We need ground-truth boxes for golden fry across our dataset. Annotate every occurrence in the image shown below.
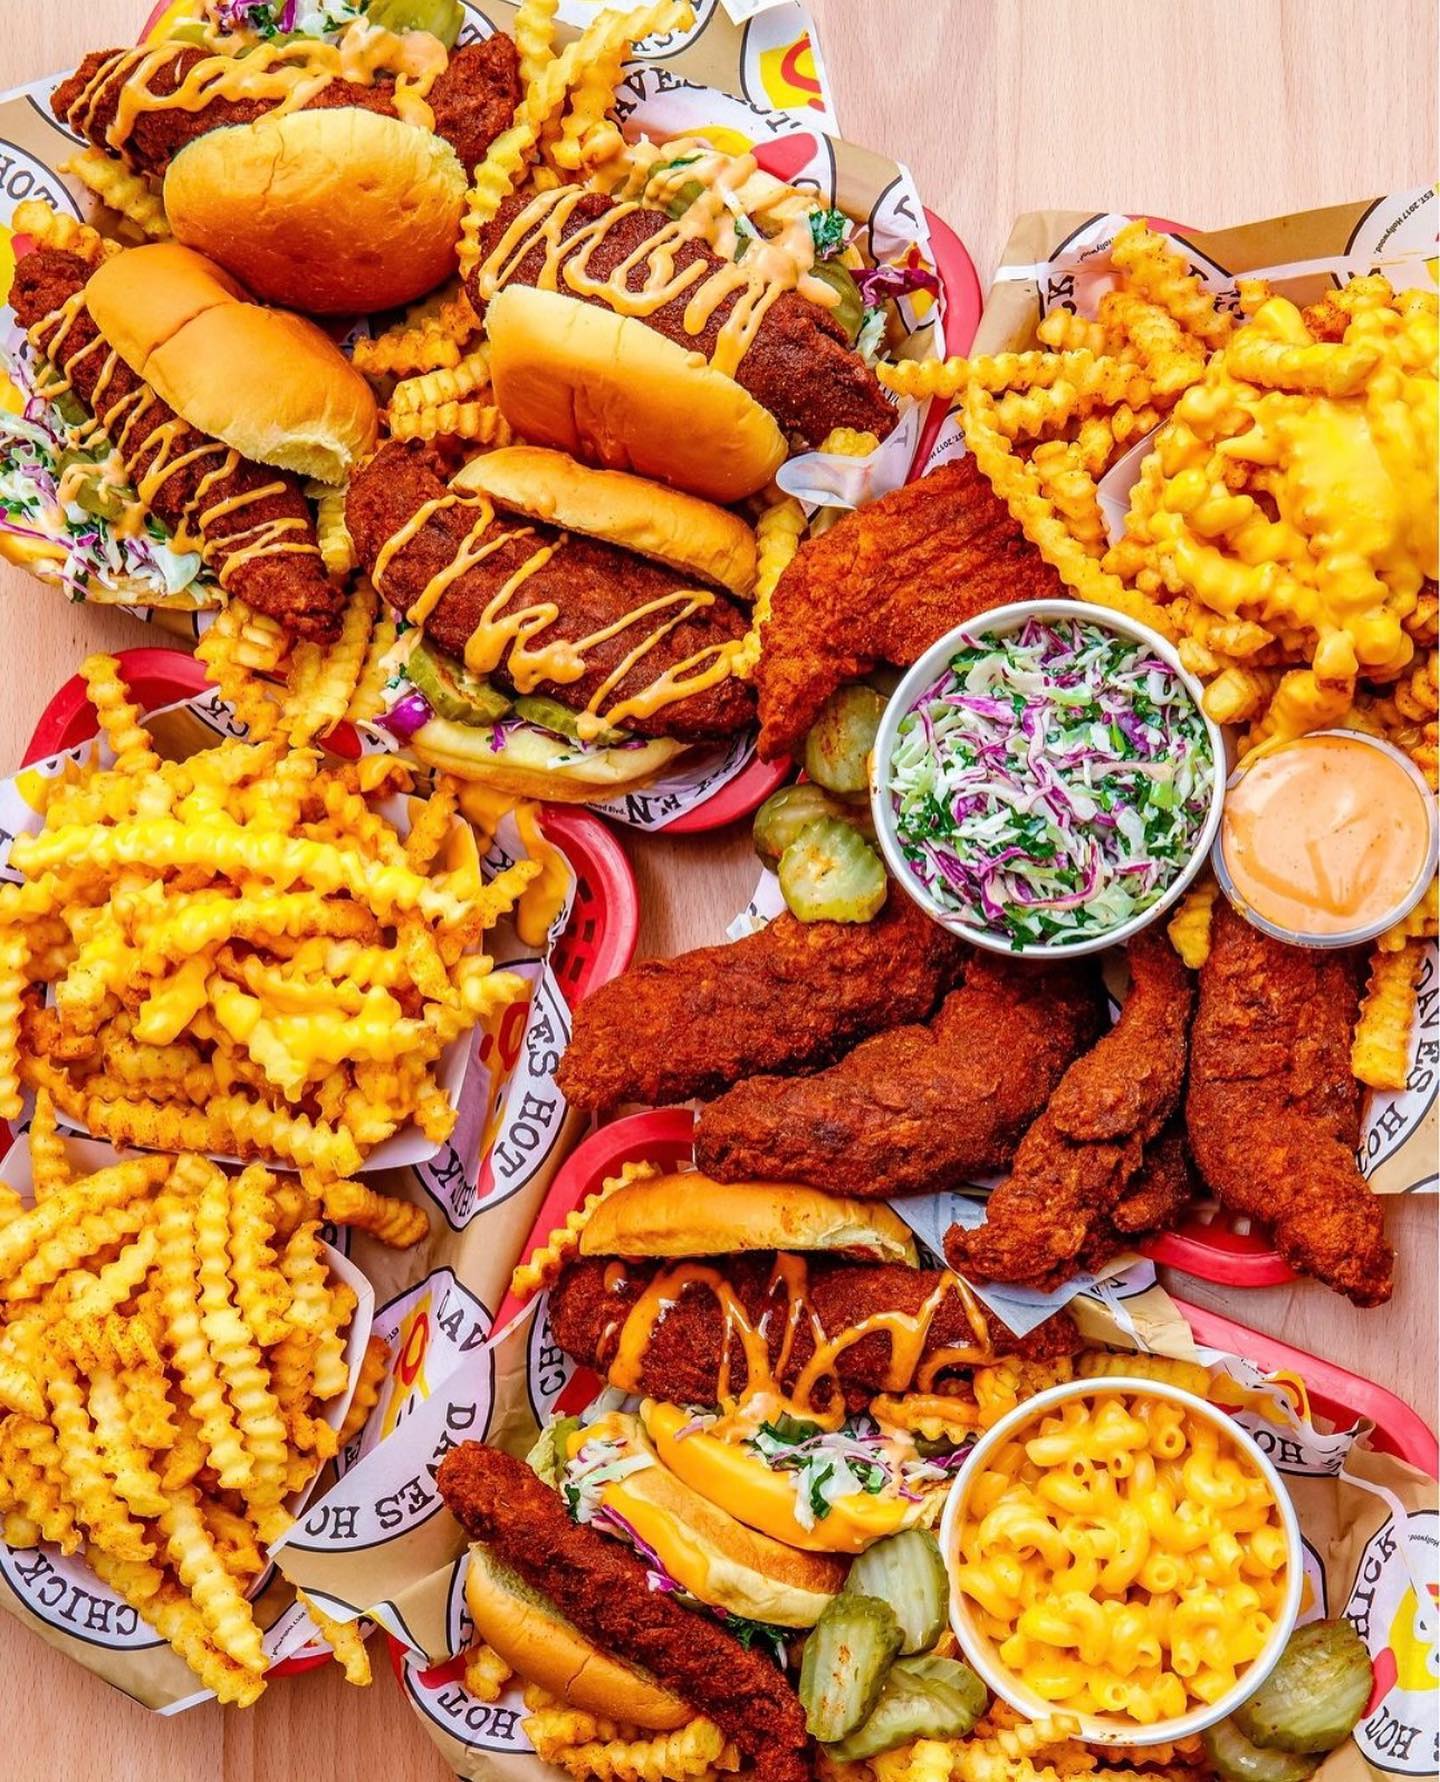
[1352,943,1423,1090]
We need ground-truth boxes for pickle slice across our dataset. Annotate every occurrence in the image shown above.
[809,262,865,345]
[803,684,887,797]
[1204,1718,1322,1782]
[407,641,513,725]
[779,818,887,924]
[665,179,707,219]
[842,1530,948,1656]
[752,784,874,871]
[799,1594,902,1742]
[827,1656,988,1761]
[1231,1620,1374,1754]
[364,0,464,48]
[56,451,128,525]
[512,695,625,747]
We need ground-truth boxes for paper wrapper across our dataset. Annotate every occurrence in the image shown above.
[0,0,953,828]
[917,189,1438,1193]
[0,686,599,1708]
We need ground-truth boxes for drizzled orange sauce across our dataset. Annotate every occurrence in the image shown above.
[67,22,446,164]
[475,175,835,380]
[605,1257,994,1434]
[377,479,740,742]
[28,299,318,582]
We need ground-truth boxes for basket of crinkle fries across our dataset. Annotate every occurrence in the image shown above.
[887,199,1437,1161]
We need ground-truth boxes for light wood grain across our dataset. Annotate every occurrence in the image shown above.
[0,4,1435,1776]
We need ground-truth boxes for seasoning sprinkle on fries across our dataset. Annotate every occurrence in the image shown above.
[0,654,538,1174]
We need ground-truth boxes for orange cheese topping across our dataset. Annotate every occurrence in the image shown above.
[1220,732,1435,936]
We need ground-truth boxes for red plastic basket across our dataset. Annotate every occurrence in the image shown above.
[509,1107,1438,1475]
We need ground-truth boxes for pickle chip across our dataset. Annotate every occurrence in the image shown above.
[799,1593,903,1742]
[752,784,874,871]
[827,1655,988,1762]
[407,641,514,726]
[1231,1620,1374,1755]
[512,695,626,747]
[779,817,888,923]
[803,683,887,796]
[1204,1717,1322,1782]
[364,0,464,48]
[843,1529,948,1655]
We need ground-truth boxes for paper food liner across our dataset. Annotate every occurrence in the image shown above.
[0,1132,374,1709]
[0,0,951,830]
[911,189,1439,1194]
[0,684,597,1708]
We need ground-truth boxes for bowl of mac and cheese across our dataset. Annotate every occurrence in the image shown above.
[940,1378,1303,1745]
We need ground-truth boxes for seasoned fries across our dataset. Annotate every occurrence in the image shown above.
[0,1133,391,1702]
[0,655,538,1174]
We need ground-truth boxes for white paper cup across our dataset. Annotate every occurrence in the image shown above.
[938,1376,1304,1746]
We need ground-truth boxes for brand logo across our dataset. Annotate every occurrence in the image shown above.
[1346,1509,1439,1776]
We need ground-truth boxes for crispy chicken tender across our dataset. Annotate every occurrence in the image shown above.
[345,441,754,743]
[754,458,1068,759]
[946,930,1194,1288]
[469,188,897,450]
[436,1443,813,1782]
[1186,903,1393,1305]
[694,953,1105,1197]
[9,250,341,639]
[52,37,522,180]
[547,1254,1081,1415]
[555,897,967,1113]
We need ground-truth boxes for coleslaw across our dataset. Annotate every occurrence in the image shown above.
[887,616,1214,947]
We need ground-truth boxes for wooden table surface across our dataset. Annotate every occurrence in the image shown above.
[1,3,1435,1776]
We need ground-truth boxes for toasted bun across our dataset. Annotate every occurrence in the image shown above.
[464,1543,690,1729]
[85,243,377,482]
[163,111,467,315]
[592,1416,846,1627]
[410,715,683,804]
[580,1174,920,1265]
[484,286,787,504]
[451,446,758,597]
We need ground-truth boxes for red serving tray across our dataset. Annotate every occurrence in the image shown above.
[16,645,640,1679]
[506,1107,1438,1475]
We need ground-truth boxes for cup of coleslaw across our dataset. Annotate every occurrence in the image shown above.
[869,600,1225,956]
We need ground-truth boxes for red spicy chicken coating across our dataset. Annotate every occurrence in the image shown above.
[437,1444,814,1782]
[467,189,897,449]
[947,929,1195,1289]
[755,458,1069,759]
[1186,902,1392,1306]
[694,952,1106,1196]
[52,36,521,179]
[547,1254,1082,1415]
[9,249,341,639]
[345,440,755,742]
[554,896,968,1113]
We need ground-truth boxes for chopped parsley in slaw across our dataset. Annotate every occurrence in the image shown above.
[887,617,1214,947]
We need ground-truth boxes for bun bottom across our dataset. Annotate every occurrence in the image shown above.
[410,716,684,805]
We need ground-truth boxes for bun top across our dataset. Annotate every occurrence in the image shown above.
[579,1173,919,1265]
[163,110,467,316]
[483,285,788,505]
[85,242,377,483]
[451,445,758,597]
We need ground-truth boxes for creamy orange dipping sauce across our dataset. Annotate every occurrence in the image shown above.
[1220,733,1435,937]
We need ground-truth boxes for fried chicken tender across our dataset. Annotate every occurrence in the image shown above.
[547,1254,1081,1415]
[1186,903,1393,1306]
[436,1444,813,1782]
[9,249,341,638]
[694,953,1105,1196]
[946,930,1194,1288]
[346,441,755,742]
[469,189,897,450]
[52,37,522,180]
[554,897,967,1113]
[755,458,1068,759]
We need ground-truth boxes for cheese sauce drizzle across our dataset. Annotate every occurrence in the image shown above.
[67,22,446,165]
[28,296,320,581]
[602,1258,995,1434]
[379,481,741,741]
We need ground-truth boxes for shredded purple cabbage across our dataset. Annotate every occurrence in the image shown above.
[378,688,433,742]
[855,264,942,306]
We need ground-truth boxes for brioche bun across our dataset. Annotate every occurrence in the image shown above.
[408,715,683,804]
[163,111,467,315]
[451,446,758,598]
[464,1543,689,1729]
[584,1415,846,1628]
[484,285,787,504]
[85,243,376,483]
[579,1174,920,1265]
